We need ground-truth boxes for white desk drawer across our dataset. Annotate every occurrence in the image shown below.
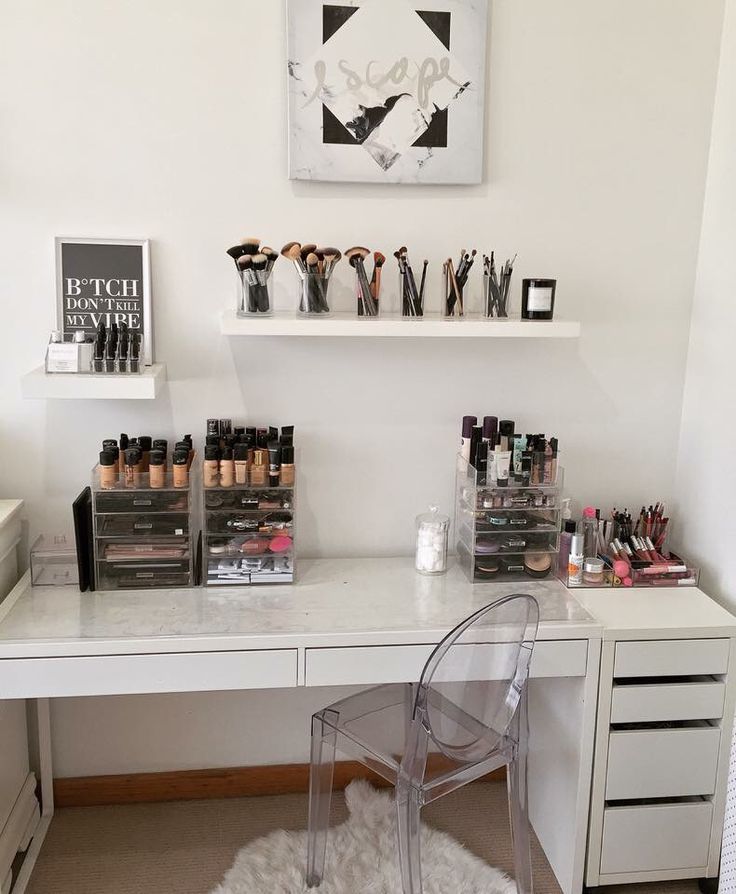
[611,680,726,723]
[600,801,712,875]
[0,650,298,698]
[305,640,587,687]
[614,639,730,678]
[606,725,720,799]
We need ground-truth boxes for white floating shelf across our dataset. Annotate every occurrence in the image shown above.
[220,310,581,339]
[21,363,167,400]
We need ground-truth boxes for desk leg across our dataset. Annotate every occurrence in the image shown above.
[527,640,602,894]
[10,700,54,894]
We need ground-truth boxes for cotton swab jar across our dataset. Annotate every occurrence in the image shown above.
[415,505,450,575]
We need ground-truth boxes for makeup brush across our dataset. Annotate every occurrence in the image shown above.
[260,247,279,275]
[321,247,342,278]
[445,258,463,316]
[240,237,261,254]
[346,246,377,316]
[282,242,306,274]
[370,251,385,302]
[395,247,422,316]
[300,243,317,262]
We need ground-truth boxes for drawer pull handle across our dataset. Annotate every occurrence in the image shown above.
[135,572,155,578]
[133,499,153,507]
[134,523,153,530]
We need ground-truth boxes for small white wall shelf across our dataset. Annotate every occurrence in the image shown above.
[220,310,581,339]
[21,364,167,400]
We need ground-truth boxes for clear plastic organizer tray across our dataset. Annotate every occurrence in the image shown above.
[92,462,199,590]
[455,454,563,584]
[203,482,295,586]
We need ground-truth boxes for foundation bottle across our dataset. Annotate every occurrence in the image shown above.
[172,449,189,488]
[119,433,129,475]
[138,436,152,473]
[220,447,235,488]
[204,445,220,488]
[149,449,166,489]
[99,450,118,490]
[250,449,268,486]
[234,444,248,485]
[124,447,140,488]
[280,445,295,487]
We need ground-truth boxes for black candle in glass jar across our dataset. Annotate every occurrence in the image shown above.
[521,279,556,320]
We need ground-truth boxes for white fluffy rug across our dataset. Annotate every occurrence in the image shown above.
[211,779,515,894]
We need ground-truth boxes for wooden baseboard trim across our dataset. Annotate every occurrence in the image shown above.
[54,761,506,808]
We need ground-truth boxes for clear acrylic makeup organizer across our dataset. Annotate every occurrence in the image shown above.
[202,479,295,586]
[455,453,563,583]
[91,461,199,591]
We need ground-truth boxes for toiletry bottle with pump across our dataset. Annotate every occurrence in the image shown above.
[558,508,576,579]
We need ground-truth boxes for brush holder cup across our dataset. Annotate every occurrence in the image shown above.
[238,278,273,317]
[298,273,331,316]
[400,271,424,317]
[443,266,466,318]
[354,268,379,317]
[483,271,510,318]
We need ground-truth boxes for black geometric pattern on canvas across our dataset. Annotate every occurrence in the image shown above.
[323,104,359,144]
[323,4,359,42]
[321,5,451,149]
[416,10,451,50]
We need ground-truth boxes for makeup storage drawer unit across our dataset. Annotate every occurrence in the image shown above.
[585,631,736,889]
[203,484,294,586]
[455,454,563,583]
[92,463,199,590]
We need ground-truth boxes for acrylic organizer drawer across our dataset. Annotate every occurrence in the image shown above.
[459,544,558,583]
[94,490,189,514]
[205,555,294,586]
[97,561,192,590]
[472,532,560,555]
[206,533,293,559]
[204,511,293,536]
[204,487,294,511]
[611,678,726,723]
[96,512,190,537]
[605,723,721,800]
[96,536,190,563]
[614,639,730,678]
[600,800,712,875]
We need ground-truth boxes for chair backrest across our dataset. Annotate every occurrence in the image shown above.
[415,594,539,763]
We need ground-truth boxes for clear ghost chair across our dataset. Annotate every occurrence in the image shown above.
[306,593,540,894]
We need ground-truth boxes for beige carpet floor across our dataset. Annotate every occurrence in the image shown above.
[24,780,703,894]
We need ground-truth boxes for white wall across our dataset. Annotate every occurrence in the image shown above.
[674,0,736,612]
[0,0,725,776]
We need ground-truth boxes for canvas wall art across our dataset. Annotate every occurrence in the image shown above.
[287,0,488,184]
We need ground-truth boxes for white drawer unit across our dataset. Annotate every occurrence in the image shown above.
[606,725,721,800]
[600,801,713,875]
[584,628,736,889]
[611,679,726,724]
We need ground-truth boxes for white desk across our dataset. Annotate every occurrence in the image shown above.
[0,558,602,894]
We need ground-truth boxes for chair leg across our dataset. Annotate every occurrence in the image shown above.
[306,712,337,888]
[396,783,423,894]
[507,688,533,894]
